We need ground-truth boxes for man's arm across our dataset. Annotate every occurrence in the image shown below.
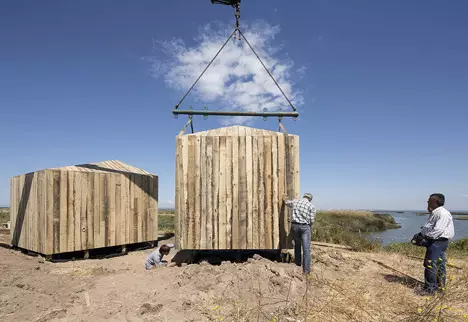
[283,195,296,208]
[308,205,317,225]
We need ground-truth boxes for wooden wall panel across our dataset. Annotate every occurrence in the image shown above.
[175,127,300,250]
[10,167,158,255]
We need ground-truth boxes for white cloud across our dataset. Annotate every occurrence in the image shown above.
[148,22,304,124]
[463,193,468,198]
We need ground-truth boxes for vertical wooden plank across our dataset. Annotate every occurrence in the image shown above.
[93,173,100,248]
[86,173,94,249]
[218,136,226,249]
[17,175,23,249]
[251,137,259,249]
[51,170,61,254]
[264,136,273,249]
[277,134,287,248]
[80,173,88,250]
[26,174,32,251]
[231,132,239,249]
[175,136,181,248]
[134,174,141,243]
[9,178,15,247]
[140,175,147,242]
[294,136,300,199]
[212,136,220,249]
[186,136,195,248]
[257,137,265,249]
[194,136,201,248]
[115,174,122,245]
[31,173,37,252]
[200,137,207,249]
[129,174,136,244]
[44,172,53,254]
[181,136,189,249]
[238,135,247,249]
[245,135,253,249]
[272,135,280,249]
[74,173,82,251]
[225,135,233,249]
[205,136,213,250]
[152,176,159,240]
[122,175,130,244]
[36,172,44,253]
[101,173,108,247]
[67,171,75,251]
[59,171,68,253]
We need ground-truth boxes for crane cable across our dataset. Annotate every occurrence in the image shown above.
[174,3,297,114]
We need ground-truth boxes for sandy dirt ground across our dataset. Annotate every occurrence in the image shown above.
[1,233,467,322]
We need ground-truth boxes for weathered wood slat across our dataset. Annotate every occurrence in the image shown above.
[245,135,253,249]
[252,137,259,249]
[200,137,207,249]
[272,135,280,249]
[194,137,201,248]
[264,136,273,249]
[187,136,196,248]
[257,136,265,249]
[59,171,68,253]
[231,135,239,249]
[238,135,247,249]
[212,136,220,249]
[218,136,226,249]
[206,136,213,249]
[225,135,233,248]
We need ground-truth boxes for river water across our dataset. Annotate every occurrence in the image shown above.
[370,211,468,245]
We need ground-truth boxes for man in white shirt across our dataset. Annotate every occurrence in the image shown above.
[420,193,455,294]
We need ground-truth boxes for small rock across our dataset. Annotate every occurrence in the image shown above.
[138,303,163,316]
[38,257,45,264]
[35,266,40,270]
[252,254,263,260]
[199,261,209,266]
[247,258,255,263]
[221,261,231,265]
[181,263,188,267]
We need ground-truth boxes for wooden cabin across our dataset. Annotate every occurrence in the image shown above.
[10,160,158,256]
[175,126,300,250]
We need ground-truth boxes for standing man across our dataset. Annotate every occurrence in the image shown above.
[283,193,316,275]
[420,193,455,294]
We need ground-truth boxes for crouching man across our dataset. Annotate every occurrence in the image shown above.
[145,244,175,270]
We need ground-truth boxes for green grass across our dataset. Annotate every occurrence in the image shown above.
[384,238,468,259]
[158,213,175,233]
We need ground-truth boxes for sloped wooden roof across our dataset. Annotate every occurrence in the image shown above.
[184,126,296,137]
[50,160,153,175]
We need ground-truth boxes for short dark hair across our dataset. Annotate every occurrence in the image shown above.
[159,245,171,254]
[430,193,445,207]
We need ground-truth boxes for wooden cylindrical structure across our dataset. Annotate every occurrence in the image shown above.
[175,126,300,250]
[10,160,158,255]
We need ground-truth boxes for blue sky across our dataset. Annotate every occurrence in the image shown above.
[1,0,467,210]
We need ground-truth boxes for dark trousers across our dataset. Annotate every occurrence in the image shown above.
[424,239,449,292]
[291,223,311,274]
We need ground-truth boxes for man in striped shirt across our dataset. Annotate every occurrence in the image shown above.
[284,193,316,274]
[420,193,455,294]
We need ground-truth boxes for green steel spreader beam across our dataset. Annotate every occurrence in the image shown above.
[172,109,299,118]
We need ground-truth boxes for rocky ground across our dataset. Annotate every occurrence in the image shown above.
[1,232,467,322]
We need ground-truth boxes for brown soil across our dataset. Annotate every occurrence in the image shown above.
[1,234,467,322]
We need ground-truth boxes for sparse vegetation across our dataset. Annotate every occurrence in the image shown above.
[0,207,9,224]
[384,238,468,259]
[312,211,400,251]
[158,213,175,233]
